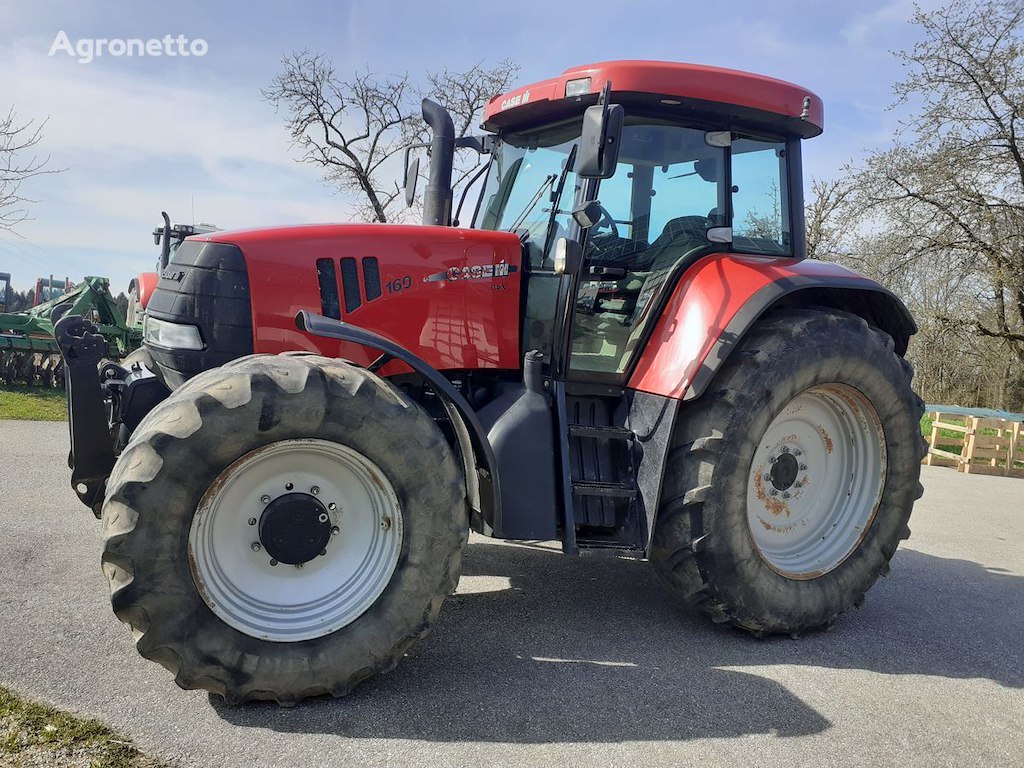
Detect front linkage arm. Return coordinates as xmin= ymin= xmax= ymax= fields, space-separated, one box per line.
xmin=55 ymin=314 xmax=116 ymax=516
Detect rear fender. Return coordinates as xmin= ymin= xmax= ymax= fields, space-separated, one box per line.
xmin=628 ymin=254 xmax=916 ymax=400
xmin=296 ymin=311 xmax=499 ymax=535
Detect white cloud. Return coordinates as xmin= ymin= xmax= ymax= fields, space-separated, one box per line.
xmin=841 ymin=0 xmax=948 ymax=49
xmin=0 ymin=35 xmax=352 ymax=290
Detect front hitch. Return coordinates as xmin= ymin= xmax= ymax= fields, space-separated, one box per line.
xmin=54 ymin=314 xmax=115 ymax=515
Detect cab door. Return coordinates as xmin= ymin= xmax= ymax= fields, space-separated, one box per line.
xmin=566 ymin=122 xmax=728 ymax=383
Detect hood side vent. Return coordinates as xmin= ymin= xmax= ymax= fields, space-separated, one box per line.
xmin=316 ymin=258 xmax=341 ymax=320
xmin=362 ymin=257 xmax=382 ymax=301
xmin=339 ymin=257 xmax=361 ymax=314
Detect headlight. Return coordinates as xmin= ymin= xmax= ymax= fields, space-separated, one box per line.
xmin=565 ymin=77 xmax=592 ymax=98
xmin=144 ymin=315 xmax=204 ymax=350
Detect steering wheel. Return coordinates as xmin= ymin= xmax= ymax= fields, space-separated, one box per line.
xmin=592 ymin=204 xmax=619 ymax=239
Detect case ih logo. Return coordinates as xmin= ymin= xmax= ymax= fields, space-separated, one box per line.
xmin=424 ymin=261 xmax=516 ymax=283
xmin=500 ymin=90 xmax=530 ymax=110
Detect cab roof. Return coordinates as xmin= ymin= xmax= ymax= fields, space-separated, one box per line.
xmin=482 ymin=60 xmax=824 ymax=139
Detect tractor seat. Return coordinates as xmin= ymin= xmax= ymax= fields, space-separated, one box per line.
xmin=652 ymin=215 xmax=712 ymax=250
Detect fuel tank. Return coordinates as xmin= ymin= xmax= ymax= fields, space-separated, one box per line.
xmin=200 ymin=223 xmax=524 ymax=372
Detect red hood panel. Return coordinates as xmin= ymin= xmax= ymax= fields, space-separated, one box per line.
xmin=203 ymin=224 xmax=524 ymax=372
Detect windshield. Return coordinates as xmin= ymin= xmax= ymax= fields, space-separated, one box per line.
xmin=477 ymin=119 xmax=581 ymax=268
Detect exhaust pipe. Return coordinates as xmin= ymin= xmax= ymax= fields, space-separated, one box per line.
xmin=420 ymin=99 xmax=455 ymax=227
xmin=159 ymin=211 xmax=172 ymax=271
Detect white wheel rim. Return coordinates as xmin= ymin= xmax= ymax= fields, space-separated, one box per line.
xmin=746 ymin=384 xmax=886 ymax=580
xmin=189 ymin=439 xmax=403 ymax=641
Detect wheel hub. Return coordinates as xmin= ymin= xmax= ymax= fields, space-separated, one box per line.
xmin=769 ymin=451 xmax=800 ymax=491
xmin=258 ymin=493 xmax=332 ymax=565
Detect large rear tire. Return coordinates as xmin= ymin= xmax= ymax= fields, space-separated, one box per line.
xmin=650 ymin=308 xmax=926 ymax=635
xmin=101 ymin=354 xmax=467 ymax=704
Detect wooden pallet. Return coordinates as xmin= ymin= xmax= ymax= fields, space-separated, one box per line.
xmin=924 ymin=412 xmax=1024 ymax=478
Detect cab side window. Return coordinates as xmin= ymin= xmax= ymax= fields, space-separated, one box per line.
xmin=730 ymin=138 xmax=790 ymax=255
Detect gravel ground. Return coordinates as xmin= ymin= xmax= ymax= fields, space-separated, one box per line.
xmin=0 ymin=420 xmax=1021 ymax=768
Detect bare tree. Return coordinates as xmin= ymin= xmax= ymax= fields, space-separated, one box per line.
xmin=419 ymin=60 xmax=520 ymax=203
xmin=1 ymin=109 xmax=60 ymax=231
xmin=805 ymin=177 xmax=853 ymax=260
xmin=834 ymin=0 xmax=1024 ymax=409
xmin=264 ymin=54 xmax=519 ymax=224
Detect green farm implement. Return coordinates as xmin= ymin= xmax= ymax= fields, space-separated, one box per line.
xmin=0 ymin=276 xmax=141 ymax=387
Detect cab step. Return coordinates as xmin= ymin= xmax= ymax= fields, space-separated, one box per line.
xmin=567 ymin=424 xmax=634 ymax=440
xmin=571 ymin=480 xmax=638 ymax=498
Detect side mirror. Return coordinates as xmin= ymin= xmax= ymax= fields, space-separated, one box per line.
xmin=404 ymin=156 xmax=420 ymax=208
xmin=577 ymin=101 xmax=624 ymax=179
xmin=553 ymin=237 xmax=583 ymax=275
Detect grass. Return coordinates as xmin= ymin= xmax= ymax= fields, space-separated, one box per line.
xmin=0 ymin=386 xmax=66 ymax=421
xmin=0 ymin=685 xmax=163 ymax=767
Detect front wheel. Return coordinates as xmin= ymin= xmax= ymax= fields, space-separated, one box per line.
xmin=650 ymin=308 xmax=925 ymax=635
xmin=101 ymin=354 xmax=467 ymax=704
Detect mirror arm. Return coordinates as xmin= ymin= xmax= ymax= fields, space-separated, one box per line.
xmin=403 ymin=142 xmax=430 ymax=179
xmin=453 ymin=135 xmax=494 ymax=154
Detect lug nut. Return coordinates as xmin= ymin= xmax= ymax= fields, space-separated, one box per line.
xmin=260 ymin=495 xmax=271 ymax=505
xmin=381 ymin=516 xmax=392 ymax=531
xmin=295 ymin=563 xmax=304 ymax=570
xmin=320 ymin=549 xmax=327 ymax=557
xmin=800 ymin=463 xmax=808 ymax=471
xmin=248 ymin=517 xmax=257 ymax=526
xmin=764 ymin=474 xmax=772 ymax=482
xmin=331 ymin=526 xmax=340 ymax=536
xmin=311 ymin=486 xmax=320 ymax=495
xmin=328 ymin=502 xmax=337 ymax=511
xmin=781 ymin=446 xmax=790 ymax=453
xmin=285 ymin=482 xmax=294 ymax=491
xmin=768 ymin=456 xmax=777 ymax=464
xmin=251 ymin=542 xmax=261 ymax=552
xmin=269 ymin=559 xmax=278 ymax=567
xmin=794 ymin=449 xmax=803 ymax=456
xmin=769 ymin=489 xmax=778 ymax=497
xmin=782 ymin=492 xmax=791 ymax=499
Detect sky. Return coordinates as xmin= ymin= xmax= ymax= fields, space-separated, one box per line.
xmin=0 ymin=0 xmax=947 ymax=292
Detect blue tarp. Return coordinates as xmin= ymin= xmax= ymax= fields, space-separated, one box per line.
xmin=925 ymin=404 xmax=1024 ymax=422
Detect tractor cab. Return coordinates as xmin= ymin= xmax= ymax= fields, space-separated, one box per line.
xmin=472 ymin=61 xmax=820 ymax=382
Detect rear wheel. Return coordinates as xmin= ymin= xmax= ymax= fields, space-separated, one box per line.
xmin=650 ymin=308 xmax=926 ymax=635
xmin=101 ymin=354 xmax=467 ymax=703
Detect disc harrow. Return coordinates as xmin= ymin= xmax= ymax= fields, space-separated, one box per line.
xmin=0 ymin=276 xmax=142 ymax=387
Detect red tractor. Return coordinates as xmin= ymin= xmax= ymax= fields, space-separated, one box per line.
xmin=56 ymin=61 xmax=924 ymax=705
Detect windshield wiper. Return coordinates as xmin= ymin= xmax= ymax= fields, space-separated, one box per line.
xmin=508 ymin=173 xmax=557 ymax=233
xmin=542 ymin=144 xmax=578 ymax=256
